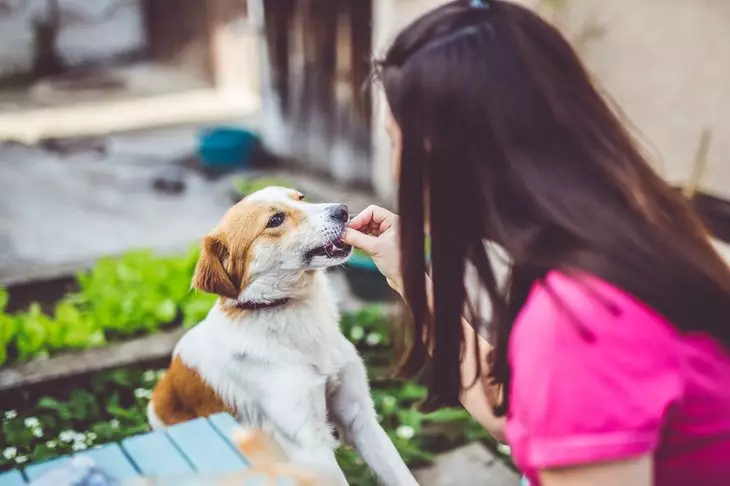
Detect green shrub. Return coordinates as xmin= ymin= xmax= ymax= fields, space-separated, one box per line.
xmin=0 ymin=247 xmax=216 ymax=367
xmin=231 ymin=176 xmax=293 ymax=196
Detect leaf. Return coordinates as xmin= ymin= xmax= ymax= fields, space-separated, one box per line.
xmin=396 ymin=408 xmax=425 ymax=430
xmin=423 ymin=407 xmax=471 ymax=423
xmin=0 ymin=314 xmax=18 ymax=343
xmin=397 ymin=382 xmax=428 ymax=401
xmin=37 ymin=397 xmax=63 ymax=411
xmin=0 ymin=288 xmax=7 ymax=312
xmin=32 ymin=444 xmax=59 ymax=462
xmin=15 ymin=306 xmax=48 ymax=359
xmin=153 ymin=298 xmax=177 ymax=324
xmin=182 ymin=293 xmax=215 ymax=328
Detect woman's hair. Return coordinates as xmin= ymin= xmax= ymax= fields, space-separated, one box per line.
xmin=375 ymin=0 xmax=730 ymax=414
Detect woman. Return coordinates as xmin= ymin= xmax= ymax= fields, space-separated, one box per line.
xmin=342 ymin=1 xmax=730 ymax=485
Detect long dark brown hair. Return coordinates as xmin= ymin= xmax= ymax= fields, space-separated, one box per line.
xmin=375 ymin=0 xmax=730 ymax=415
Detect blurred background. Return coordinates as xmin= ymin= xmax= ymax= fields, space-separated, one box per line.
xmin=0 ymin=1 xmax=728 ymax=485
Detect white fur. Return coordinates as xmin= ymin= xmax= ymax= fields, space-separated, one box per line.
xmin=149 ymin=188 xmax=417 ymax=486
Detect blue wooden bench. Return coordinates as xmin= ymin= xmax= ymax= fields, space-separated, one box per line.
xmin=0 ymin=414 xmax=291 ymax=485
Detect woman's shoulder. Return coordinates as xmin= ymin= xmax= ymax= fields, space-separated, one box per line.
xmin=514 ymin=270 xmax=679 ymax=343
xmin=508 ymin=270 xmax=683 ymax=375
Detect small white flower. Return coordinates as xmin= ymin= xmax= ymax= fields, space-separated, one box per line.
xmin=349 ymin=326 xmax=365 ymax=341
xmin=110 ymin=419 xmax=120 ymax=429
xmin=496 ymin=443 xmax=512 ymax=456
xmin=3 ymin=447 xmax=17 ymax=459
xmin=395 ymin=425 xmax=416 ymax=440
xmin=365 ymin=332 xmax=382 ymax=346
xmin=134 ymin=388 xmax=152 ymax=399
xmin=24 ymin=417 xmax=40 ymax=428
xmin=381 ymin=395 xmax=397 ymax=410
xmin=45 ymin=440 xmax=57 ymax=449
xmin=59 ymin=430 xmax=77 ymax=443
xmin=72 ymin=442 xmax=87 ymax=452
xmin=142 ymin=370 xmax=156 ymax=382
xmin=156 ymin=369 xmax=166 ymax=380
xmin=4 ymin=410 xmax=17 ymax=420
xmin=15 ymin=455 xmax=28 ymax=464
xmin=86 ymin=432 xmax=98 ymax=443
xmin=32 ymin=427 xmax=44 ymax=438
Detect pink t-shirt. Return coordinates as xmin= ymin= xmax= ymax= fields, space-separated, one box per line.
xmin=505 ymin=272 xmax=730 ymax=486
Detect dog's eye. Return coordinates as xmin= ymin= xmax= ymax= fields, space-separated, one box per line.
xmin=267 ymin=212 xmax=286 ymax=228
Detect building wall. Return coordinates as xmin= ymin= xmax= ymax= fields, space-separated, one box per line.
xmin=0 ymin=0 xmax=145 ymax=78
xmin=371 ymin=0 xmax=730 ymax=201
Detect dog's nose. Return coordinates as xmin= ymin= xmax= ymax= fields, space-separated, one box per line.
xmin=328 ymin=204 xmax=349 ymax=223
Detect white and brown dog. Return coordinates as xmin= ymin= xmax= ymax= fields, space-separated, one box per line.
xmin=148 ymin=187 xmax=417 ymax=486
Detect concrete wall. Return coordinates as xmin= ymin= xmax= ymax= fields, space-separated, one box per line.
xmin=0 ymin=0 xmax=145 ymax=78
xmin=547 ymin=0 xmax=730 ymax=200
xmin=371 ymin=0 xmax=730 ymax=201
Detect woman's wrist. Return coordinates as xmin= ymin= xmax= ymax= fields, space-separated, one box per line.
xmin=386 ymin=276 xmax=404 ymax=296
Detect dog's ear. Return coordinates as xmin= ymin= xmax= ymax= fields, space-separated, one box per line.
xmin=192 ymin=234 xmax=239 ymax=299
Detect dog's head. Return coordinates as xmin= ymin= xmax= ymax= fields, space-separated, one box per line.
xmin=192 ymin=186 xmax=352 ymax=301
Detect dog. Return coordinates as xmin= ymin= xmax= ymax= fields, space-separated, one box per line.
xmin=148 ymin=186 xmax=418 ymax=486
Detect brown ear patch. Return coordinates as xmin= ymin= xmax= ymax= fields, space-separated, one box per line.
xmin=192 ymin=234 xmax=239 ymax=299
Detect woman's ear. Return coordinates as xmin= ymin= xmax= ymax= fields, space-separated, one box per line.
xmin=192 ymin=234 xmax=239 ymax=299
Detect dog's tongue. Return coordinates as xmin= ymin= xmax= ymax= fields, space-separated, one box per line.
xmin=327 ymin=238 xmax=350 ymax=252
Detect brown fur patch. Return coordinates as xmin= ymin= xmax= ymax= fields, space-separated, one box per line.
xmin=151 ymin=356 xmax=235 ymax=426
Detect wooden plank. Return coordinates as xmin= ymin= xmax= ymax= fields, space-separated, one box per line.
xmin=122 ymin=431 xmax=193 ymax=476
xmin=207 ymin=413 xmax=249 ymax=461
xmin=75 ymin=443 xmax=139 ymax=480
xmin=0 ymin=470 xmax=26 ymax=486
xmin=166 ymin=417 xmax=248 ymax=474
xmin=23 ymin=457 xmax=69 ymax=482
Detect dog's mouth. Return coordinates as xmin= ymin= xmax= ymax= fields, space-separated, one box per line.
xmin=305 ymin=237 xmax=352 ymax=260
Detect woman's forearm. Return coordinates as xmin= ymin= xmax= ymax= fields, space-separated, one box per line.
xmin=457 ymin=315 xmax=507 ymax=442
xmin=392 ymin=275 xmax=507 ymax=442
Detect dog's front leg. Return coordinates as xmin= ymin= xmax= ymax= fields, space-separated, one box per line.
xmin=255 ymin=391 xmax=349 ymax=486
xmin=328 ymin=338 xmax=419 ymax=486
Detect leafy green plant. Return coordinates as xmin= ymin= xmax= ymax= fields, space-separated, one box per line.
xmin=1 ymin=367 xmax=162 ymax=469
xmin=0 ymin=246 xmax=217 ymax=367
xmin=232 ymin=176 xmax=293 ymax=196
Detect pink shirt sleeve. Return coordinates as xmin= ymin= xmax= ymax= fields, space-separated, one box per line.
xmin=507 ymin=272 xmax=684 ymax=470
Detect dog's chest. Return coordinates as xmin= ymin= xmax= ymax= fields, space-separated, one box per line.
xmin=176 ymin=314 xmax=342 ymax=412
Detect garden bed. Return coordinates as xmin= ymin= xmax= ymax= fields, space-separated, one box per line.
xmin=1 ymin=305 xmax=513 ymax=486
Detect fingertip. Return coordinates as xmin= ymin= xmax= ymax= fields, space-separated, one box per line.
xmin=341 ymin=227 xmax=356 ymax=244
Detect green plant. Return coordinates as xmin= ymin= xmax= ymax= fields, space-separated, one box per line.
xmin=0 ymin=246 xmax=217 ymax=367
xmin=232 ymin=176 xmax=293 ymax=196
xmin=1 ymin=367 xmax=162 ymax=469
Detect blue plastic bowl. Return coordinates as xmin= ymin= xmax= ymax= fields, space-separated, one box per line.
xmin=198 ymin=127 xmax=259 ymax=169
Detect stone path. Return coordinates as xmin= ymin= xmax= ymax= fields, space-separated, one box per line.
xmin=414 ymin=443 xmax=520 ymax=486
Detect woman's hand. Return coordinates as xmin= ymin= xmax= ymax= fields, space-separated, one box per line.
xmin=342 ymin=205 xmax=403 ymax=294
xmin=344 ymin=206 xmax=507 ymax=443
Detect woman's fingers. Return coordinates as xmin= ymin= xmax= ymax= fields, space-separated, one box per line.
xmin=348 ymin=205 xmax=396 ymax=232
xmin=342 ymin=228 xmax=379 ymax=254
